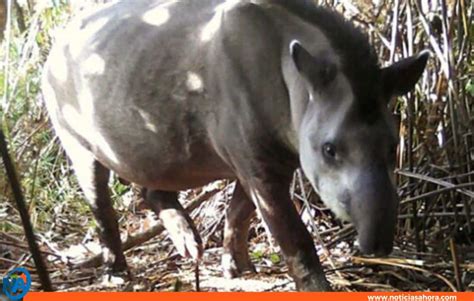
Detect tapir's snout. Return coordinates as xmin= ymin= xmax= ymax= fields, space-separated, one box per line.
xmin=350 ymin=170 xmax=399 ymax=257
xmin=357 ymin=221 xmax=396 ymax=256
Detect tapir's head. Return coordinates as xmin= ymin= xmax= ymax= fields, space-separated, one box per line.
xmin=290 ymin=41 xmax=428 ymax=256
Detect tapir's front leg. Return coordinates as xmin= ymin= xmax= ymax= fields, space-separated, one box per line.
xmin=241 ymin=175 xmax=331 ymax=291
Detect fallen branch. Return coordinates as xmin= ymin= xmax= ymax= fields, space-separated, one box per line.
xmin=0 ymin=239 xmax=61 ymax=259
xmin=74 ymin=187 xmax=220 ymax=269
xmin=352 ymin=256 xmax=457 ymax=291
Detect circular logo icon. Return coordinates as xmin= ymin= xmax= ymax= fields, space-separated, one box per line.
xmin=2 ymin=267 xmax=31 ymax=301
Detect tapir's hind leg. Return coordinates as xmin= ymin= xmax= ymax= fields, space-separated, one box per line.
xmin=222 ymin=181 xmax=256 ymax=278
xmin=143 ymin=189 xmax=203 ymax=260
xmin=58 ymin=131 xmax=128 ymax=273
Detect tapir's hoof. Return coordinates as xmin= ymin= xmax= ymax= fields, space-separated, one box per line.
xmin=106 ymin=266 xmax=133 ymax=281
xmin=100 ymin=267 xmax=134 ymax=287
xmin=221 ymin=253 xmax=256 ymax=279
xmin=295 ymin=276 xmax=332 ymax=292
xmin=103 ymin=258 xmax=132 ymax=280
xmin=160 ymin=209 xmax=203 ymax=260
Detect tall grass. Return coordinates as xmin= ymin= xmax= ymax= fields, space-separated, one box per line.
xmin=0 ymin=0 xmax=472 ymax=291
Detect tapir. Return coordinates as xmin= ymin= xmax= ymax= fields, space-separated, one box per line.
xmin=42 ymin=0 xmax=428 ymax=291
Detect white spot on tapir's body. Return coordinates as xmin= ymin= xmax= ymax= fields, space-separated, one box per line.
xmin=83 ymin=53 xmax=105 ymax=75
xmin=94 ymin=132 xmax=121 ymax=165
xmin=58 ymin=76 xmax=121 ymax=166
xmin=142 ymin=7 xmax=170 ymax=26
xmin=137 ymin=109 xmax=158 ymax=132
xmin=201 ymin=13 xmax=221 ymax=42
xmin=186 ymin=71 xmax=204 ymax=93
xmin=46 ymin=47 xmax=69 ymax=83
xmin=62 ymin=104 xmax=84 ymax=130
xmin=201 ymin=0 xmax=240 ymax=42
xmin=61 ymin=104 xmax=120 ymax=165
xmin=142 ymin=0 xmax=178 ymax=27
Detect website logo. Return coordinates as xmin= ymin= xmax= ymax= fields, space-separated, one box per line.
xmin=2 ymin=267 xmax=31 ymax=301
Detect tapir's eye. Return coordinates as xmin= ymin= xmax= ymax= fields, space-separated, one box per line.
xmin=322 ymin=143 xmax=337 ymax=159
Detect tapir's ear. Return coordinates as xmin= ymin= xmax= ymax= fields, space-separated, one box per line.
xmin=290 ymin=40 xmax=337 ymax=90
xmin=381 ymin=50 xmax=430 ymax=97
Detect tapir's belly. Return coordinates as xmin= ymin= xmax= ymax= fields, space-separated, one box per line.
xmin=69 ymin=114 xmax=234 ymax=191
xmin=105 ymin=151 xmax=234 ymax=191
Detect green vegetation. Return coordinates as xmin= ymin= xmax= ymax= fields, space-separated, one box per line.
xmin=0 ymin=0 xmax=472 ymax=292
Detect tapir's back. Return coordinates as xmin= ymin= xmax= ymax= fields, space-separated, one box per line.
xmin=43 ymin=0 xmax=221 ymax=119
xmin=42 ymin=0 xmax=235 ymax=189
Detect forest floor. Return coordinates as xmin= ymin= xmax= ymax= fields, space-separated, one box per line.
xmin=2 ymin=181 xmax=472 ymax=292
xmin=1 ymin=0 xmax=473 ymax=293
